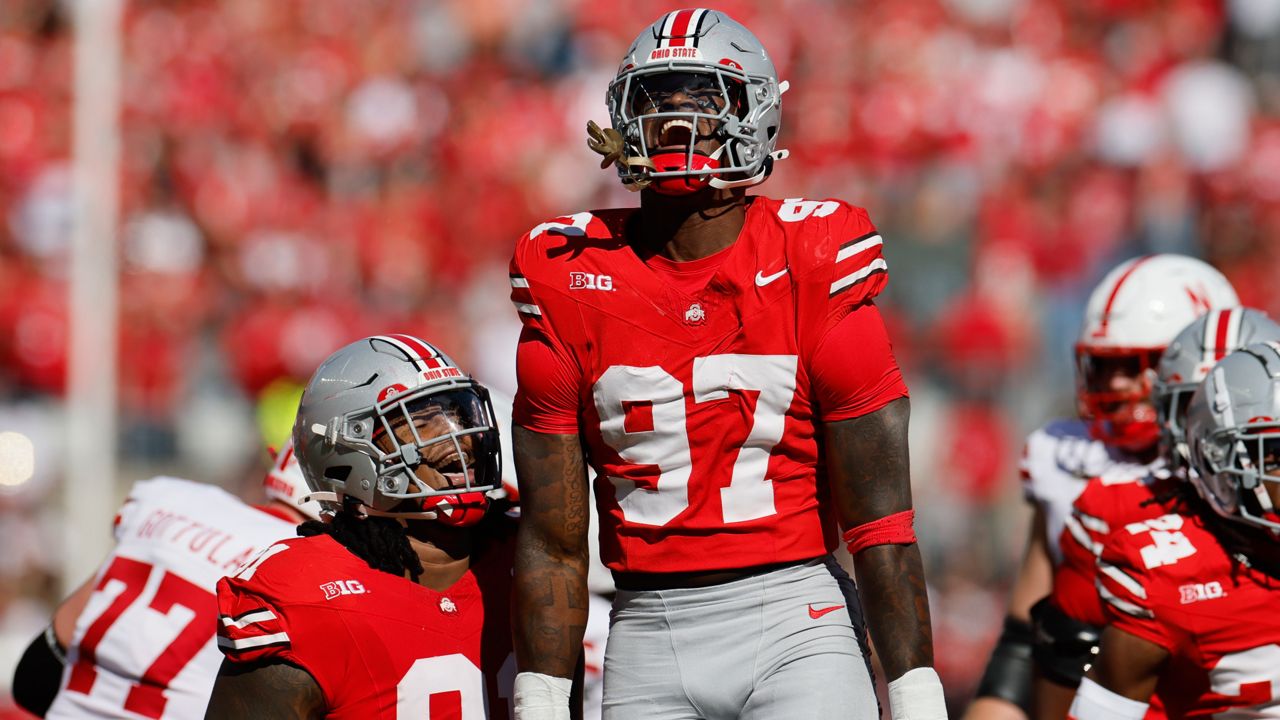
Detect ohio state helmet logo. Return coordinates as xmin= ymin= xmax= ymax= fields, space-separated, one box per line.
xmin=378 ymin=384 xmax=409 ymax=403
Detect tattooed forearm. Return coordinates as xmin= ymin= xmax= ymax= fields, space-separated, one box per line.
xmin=512 ymin=425 xmax=591 ymax=677
xmin=205 ymin=659 xmax=324 ymax=719
xmin=853 ymin=543 xmax=934 ymax=679
xmin=825 ymin=397 xmax=935 ymax=681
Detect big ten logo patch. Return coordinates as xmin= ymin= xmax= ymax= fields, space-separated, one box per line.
xmin=1179 ymin=581 xmax=1226 ymax=604
xmin=569 ymin=272 xmax=614 ymax=291
xmin=320 ymin=579 xmax=367 ymax=600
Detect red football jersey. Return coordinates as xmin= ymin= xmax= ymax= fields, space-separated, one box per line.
xmin=1052 ymin=469 xmax=1178 ymax=626
xmin=216 ymin=532 xmax=515 ymax=719
xmin=1097 ymin=511 xmax=1280 ymax=717
xmin=509 ymin=197 xmax=906 ymax=573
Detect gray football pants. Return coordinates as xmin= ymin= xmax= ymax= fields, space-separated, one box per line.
xmin=601 ymin=556 xmax=878 ymax=720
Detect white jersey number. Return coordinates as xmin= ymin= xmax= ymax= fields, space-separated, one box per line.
xmin=1209 ymin=645 xmax=1280 ymax=717
xmin=593 ymin=354 xmax=799 ymax=526
xmin=64 ymin=556 xmax=216 ymax=719
xmin=397 ymin=654 xmax=487 ymax=719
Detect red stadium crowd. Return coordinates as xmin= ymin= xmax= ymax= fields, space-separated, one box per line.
xmin=3 ymin=0 xmax=1280 ymax=712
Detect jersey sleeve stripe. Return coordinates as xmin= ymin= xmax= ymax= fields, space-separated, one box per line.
xmin=838 ymin=229 xmax=880 ymax=249
xmin=1098 ymin=560 xmax=1147 ymax=599
xmin=830 ymin=259 xmax=888 ymax=297
xmin=217 ymin=632 xmax=291 ymax=651
xmin=513 ymin=301 xmax=542 ymax=316
xmin=1064 ymin=514 xmax=1100 ymax=555
xmin=220 ymin=610 xmax=278 ymax=629
xmin=1076 ymin=511 xmax=1110 ymax=535
xmin=510 ymin=275 xmax=530 ymax=289
xmin=1096 ymin=581 xmax=1155 ymax=619
xmin=836 ymin=234 xmax=882 ymax=263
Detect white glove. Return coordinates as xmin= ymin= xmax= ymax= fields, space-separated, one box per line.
xmin=887 ymin=667 xmax=948 ymax=720
xmin=513 ymin=671 xmax=572 ymax=720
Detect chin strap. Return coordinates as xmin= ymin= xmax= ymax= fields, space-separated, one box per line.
xmin=300 ymin=492 xmax=440 ymax=522
xmin=586 ymin=120 xmax=653 ymax=190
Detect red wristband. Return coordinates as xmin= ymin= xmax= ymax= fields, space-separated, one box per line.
xmin=842 ymin=509 xmax=917 ymax=555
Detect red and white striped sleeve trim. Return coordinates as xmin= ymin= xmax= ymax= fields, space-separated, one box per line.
xmin=830 ymin=230 xmax=887 ymax=297
xmin=217 ymin=606 xmax=291 ymax=654
xmin=509 ymin=274 xmax=541 ymax=317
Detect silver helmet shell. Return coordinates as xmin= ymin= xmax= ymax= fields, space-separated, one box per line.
xmin=1185 ymin=342 xmax=1280 ymax=531
xmin=606 ymin=9 xmax=787 ymax=192
xmin=293 ymin=334 xmax=501 ymax=520
xmin=1155 ymin=308 xmax=1280 ymax=470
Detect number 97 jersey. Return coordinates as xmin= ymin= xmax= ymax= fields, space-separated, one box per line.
xmin=510 ymin=197 xmax=908 ymax=574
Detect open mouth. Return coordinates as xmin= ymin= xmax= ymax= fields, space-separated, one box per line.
xmin=655 ymin=119 xmax=695 ymax=150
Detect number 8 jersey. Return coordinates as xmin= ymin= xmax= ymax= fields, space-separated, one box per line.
xmin=510 ymin=197 xmax=908 ymax=574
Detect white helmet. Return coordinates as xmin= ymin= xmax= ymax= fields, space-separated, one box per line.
xmin=1185 ymin=342 xmax=1280 ymax=532
xmin=1154 ymin=308 xmax=1280 ymax=470
xmin=263 ymin=438 xmax=323 ymax=521
xmin=595 ymin=9 xmax=788 ymax=195
xmin=1075 ymin=254 xmax=1239 ymax=450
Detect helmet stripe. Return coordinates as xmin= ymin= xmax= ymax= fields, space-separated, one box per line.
xmin=690 ymin=9 xmax=710 ymax=47
xmin=388 ymin=333 xmax=447 ymax=370
xmin=664 ymin=9 xmax=698 ymax=48
xmin=372 ymin=335 xmax=428 ymax=371
xmin=1214 ymin=308 xmax=1234 ymax=361
xmin=1096 ymin=255 xmax=1154 ymax=338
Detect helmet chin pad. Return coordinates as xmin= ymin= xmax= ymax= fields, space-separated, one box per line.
xmin=422 ymin=491 xmax=490 ymax=527
xmin=648 ymin=151 xmax=719 ymax=195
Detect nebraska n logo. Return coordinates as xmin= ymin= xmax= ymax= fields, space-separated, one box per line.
xmin=1185 ymin=284 xmax=1212 ymax=315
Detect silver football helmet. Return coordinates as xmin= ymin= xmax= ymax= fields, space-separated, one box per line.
xmin=1155 ymin=308 xmax=1280 ymax=470
xmin=1185 ymin=342 xmax=1280 ymax=532
xmin=599 ymin=9 xmax=788 ymax=194
xmin=293 ymin=334 xmax=501 ymax=525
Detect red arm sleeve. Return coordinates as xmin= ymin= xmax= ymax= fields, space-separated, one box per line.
xmin=514 ymin=325 xmax=582 ymax=434
xmin=810 ymin=301 xmax=908 ymax=422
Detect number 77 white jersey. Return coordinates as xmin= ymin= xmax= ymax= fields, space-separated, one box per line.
xmin=47 ymin=477 xmax=297 ymax=719
xmin=510 ymin=197 xmax=903 ymax=574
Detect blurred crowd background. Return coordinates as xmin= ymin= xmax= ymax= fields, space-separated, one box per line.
xmin=3 ymin=0 xmax=1280 ymax=713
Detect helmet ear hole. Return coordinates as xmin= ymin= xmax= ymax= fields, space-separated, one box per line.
xmin=325 ymin=466 xmax=351 ymax=482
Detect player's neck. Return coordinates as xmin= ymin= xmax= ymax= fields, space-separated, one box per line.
xmin=633 ymin=187 xmax=748 ymax=262
xmin=405 ymin=526 xmax=473 ymax=591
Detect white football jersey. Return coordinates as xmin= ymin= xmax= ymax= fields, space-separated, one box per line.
xmin=1019 ymin=419 xmax=1153 ymax=565
xmin=47 ymin=477 xmax=297 ymax=719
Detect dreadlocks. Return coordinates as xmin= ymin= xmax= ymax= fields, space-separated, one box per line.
xmin=298 ymin=511 xmax=424 ymax=583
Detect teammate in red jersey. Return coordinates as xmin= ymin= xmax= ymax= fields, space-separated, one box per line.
xmin=1070 ymin=342 xmax=1280 ymax=719
xmin=966 ymin=256 xmax=1238 ymax=720
xmin=508 ymin=9 xmax=940 ymax=720
xmin=1031 ymin=308 xmax=1280 ymax=719
xmin=10 ymin=444 xmax=318 ymax=719
xmin=206 ymin=335 xmax=515 ymax=719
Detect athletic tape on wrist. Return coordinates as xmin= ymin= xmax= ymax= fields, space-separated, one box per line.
xmin=887 ymin=666 xmax=948 ymax=720
xmin=843 ymin=509 xmax=917 ymax=555
xmin=513 ymin=671 xmax=572 ymax=720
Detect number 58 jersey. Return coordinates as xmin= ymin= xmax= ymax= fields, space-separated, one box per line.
xmin=510 ymin=197 xmax=908 ymax=574
xmin=47 ymin=477 xmax=297 ymax=720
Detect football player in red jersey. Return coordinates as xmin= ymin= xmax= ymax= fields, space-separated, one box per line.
xmin=1030 ymin=308 xmax=1280 ymax=719
xmin=10 ymin=443 xmax=318 ymax=719
xmin=508 ymin=9 xmax=941 ymax=720
xmin=206 ymin=335 xmax=515 ymax=719
xmin=965 ymin=256 xmax=1238 ymax=720
xmin=1070 ymin=342 xmax=1280 ymax=719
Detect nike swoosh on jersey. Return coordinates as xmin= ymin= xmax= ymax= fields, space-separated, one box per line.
xmin=807 ymin=603 xmax=845 ymax=619
xmin=755 ymin=267 xmax=788 ymax=286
